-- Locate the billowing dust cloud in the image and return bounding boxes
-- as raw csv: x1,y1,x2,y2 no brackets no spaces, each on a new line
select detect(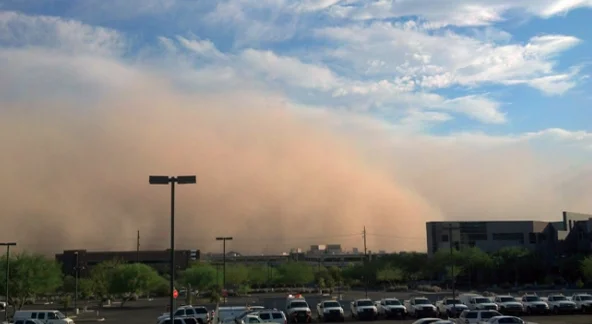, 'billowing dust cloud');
1,79,592,255
0,81,441,254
